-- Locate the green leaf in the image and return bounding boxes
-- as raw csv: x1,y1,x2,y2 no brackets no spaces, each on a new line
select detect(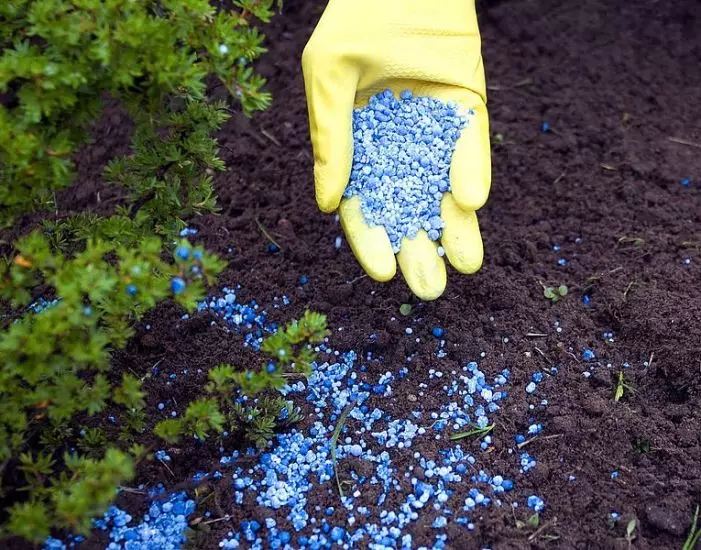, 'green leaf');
399,303,412,316
527,513,540,528
113,374,146,410
206,364,237,395
182,398,225,439
450,424,494,441
154,419,184,444
614,372,625,402
6,501,51,542
682,506,700,550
